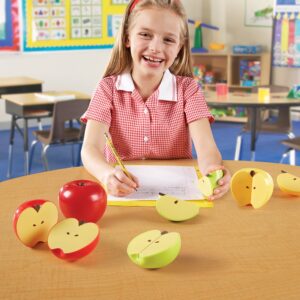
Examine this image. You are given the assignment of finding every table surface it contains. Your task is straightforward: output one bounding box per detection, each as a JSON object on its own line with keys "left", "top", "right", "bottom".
{"left": 205, "top": 91, "right": 300, "bottom": 107}
{"left": 2, "top": 91, "right": 90, "bottom": 106}
{"left": 1, "top": 160, "right": 300, "bottom": 300}
{"left": 0, "top": 76, "right": 43, "bottom": 88}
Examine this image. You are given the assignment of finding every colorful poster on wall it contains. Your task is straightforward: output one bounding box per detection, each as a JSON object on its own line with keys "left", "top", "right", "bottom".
{"left": 272, "top": 1, "right": 300, "bottom": 67}
{"left": 0, "top": 0, "right": 20, "bottom": 51}
{"left": 22, "top": 0, "right": 128, "bottom": 52}
{"left": 245, "top": 0, "right": 273, "bottom": 27}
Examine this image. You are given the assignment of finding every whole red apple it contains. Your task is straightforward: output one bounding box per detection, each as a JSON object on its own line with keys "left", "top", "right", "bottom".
{"left": 13, "top": 199, "right": 58, "bottom": 247}
{"left": 59, "top": 180, "right": 107, "bottom": 223}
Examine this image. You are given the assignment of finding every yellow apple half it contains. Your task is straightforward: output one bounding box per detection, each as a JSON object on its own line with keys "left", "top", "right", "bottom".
{"left": 231, "top": 168, "right": 274, "bottom": 209}
{"left": 156, "top": 193, "right": 199, "bottom": 221}
{"left": 48, "top": 218, "right": 100, "bottom": 261}
{"left": 127, "top": 229, "right": 181, "bottom": 269}
{"left": 277, "top": 171, "right": 300, "bottom": 196}
{"left": 14, "top": 200, "right": 58, "bottom": 247}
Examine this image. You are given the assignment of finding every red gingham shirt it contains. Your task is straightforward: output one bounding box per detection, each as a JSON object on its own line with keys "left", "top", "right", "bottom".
{"left": 82, "top": 70, "right": 213, "bottom": 163}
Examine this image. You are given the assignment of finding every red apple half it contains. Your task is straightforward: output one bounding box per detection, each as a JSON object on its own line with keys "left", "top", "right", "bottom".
{"left": 13, "top": 199, "right": 58, "bottom": 247}
{"left": 59, "top": 180, "right": 107, "bottom": 223}
{"left": 48, "top": 218, "right": 100, "bottom": 261}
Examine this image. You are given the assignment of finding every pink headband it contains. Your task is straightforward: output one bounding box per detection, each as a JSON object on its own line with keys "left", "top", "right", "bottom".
{"left": 130, "top": 0, "right": 140, "bottom": 13}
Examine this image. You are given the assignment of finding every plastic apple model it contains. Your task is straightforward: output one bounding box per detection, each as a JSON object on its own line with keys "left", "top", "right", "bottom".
{"left": 13, "top": 199, "right": 58, "bottom": 248}
{"left": 198, "top": 170, "right": 224, "bottom": 197}
{"left": 59, "top": 180, "right": 107, "bottom": 223}
{"left": 156, "top": 193, "right": 199, "bottom": 221}
{"left": 231, "top": 168, "right": 274, "bottom": 209}
{"left": 277, "top": 171, "right": 300, "bottom": 196}
{"left": 127, "top": 229, "right": 181, "bottom": 269}
{"left": 48, "top": 218, "right": 100, "bottom": 261}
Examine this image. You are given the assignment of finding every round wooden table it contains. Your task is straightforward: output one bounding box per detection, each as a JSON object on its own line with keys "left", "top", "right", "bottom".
{"left": 1, "top": 160, "right": 300, "bottom": 300}
{"left": 205, "top": 91, "right": 300, "bottom": 161}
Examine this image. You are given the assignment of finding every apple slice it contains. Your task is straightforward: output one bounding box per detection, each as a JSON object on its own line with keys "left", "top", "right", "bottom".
{"left": 127, "top": 229, "right": 181, "bottom": 269}
{"left": 48, "top": 218, "right": 100, "bottom": 261}
{"left": 231, "top": 168, "right": 274, "bottom": 209}
{"left": 13, "top": 199, "right": 58, "bottom": 248}
{"left": 277, "top": 171, "right": 300, "bottom": 196}
{"left": 156, "top": 193, "right": 199, "bottom": 221}
{"left": 198, "top": 170, "right": 224, "bottom": 197}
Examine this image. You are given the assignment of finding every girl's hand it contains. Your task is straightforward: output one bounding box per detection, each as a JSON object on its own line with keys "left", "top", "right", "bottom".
{"left": 103, "top": 166, "right": 139, "bottom": 197}
{"left": 204, "top": 165, "right": 231, "bottom": 200}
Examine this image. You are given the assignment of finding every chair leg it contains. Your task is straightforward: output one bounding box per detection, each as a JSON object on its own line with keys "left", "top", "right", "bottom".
{"left": 7, "top": 144, "right": 13, "bottom": 178}
{"left": 77, "top": 143, "right": 83, "bottom": 166}
{"left": 234, "top": 135, "right": 242, "bottom": 161}
{"left": 37, "top": 118, "right": 43, "bottom": 131}
{"left": 289, "top": 149, "right": 296, "bottom": 166}
{"left": 29, "top": 140, "right": 39, "bottom": 173}
{"left": 41, "top": 145, "right": 50, "bottom": 171}
{"left": 280, "top": 150, "right": 289, "bottom": 164}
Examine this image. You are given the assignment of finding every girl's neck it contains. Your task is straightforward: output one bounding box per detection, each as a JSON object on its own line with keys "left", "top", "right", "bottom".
{"left": 131, "top": 71, "right": 163, "bottom": 100}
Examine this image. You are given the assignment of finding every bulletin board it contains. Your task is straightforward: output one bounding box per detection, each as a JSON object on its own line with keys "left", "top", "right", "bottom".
{"left": 272, "top": 0, "right": 300, "bottom": 67}
{"left": 0, "top": 0, "right": 20, "bottom": 51}
{"left": 22, "top": 0, "right": 129, "bottom": 52}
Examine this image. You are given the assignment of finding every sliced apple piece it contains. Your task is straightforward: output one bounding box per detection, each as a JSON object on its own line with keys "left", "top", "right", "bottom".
{"left": 198, "top": 170, "right": 223, "bottom": 197}
{"left": 127, "top": 229, "right": 181, "bottom": 269}
{"left": 277, "top": 171, "right": 300, "bottom": 196}
{"left": 231, "top": 168, "right": 274, "bottom": 209}
{"left": 156, "top": 193, "right": 199, "bottom": 221}
{"left": 48, "top": 218, "right": 100, "bottom": 261}
{"left": 13, "top": 199, "right": 58, "bottom": 248}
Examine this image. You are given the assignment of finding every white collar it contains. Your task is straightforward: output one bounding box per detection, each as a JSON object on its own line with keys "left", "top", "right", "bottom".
{"left": 115, "top": 69, "right": 177, "bottom": 102}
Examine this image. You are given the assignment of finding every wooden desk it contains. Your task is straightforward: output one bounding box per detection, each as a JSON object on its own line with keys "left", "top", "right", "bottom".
{"left": 205, "top": 91, "right": 300, "bottom": 161}
{"left": 1, "top": 160, "right": 300, "bottom": 300}
{"left": 0, "top": 77, "right": 43, "bottom": 95}
{"left": 2, "top": 91, "right": 90, "bottom": 177}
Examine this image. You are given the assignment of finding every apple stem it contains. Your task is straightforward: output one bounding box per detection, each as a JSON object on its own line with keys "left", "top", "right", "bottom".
{"left": 77, "top": 182, "right": 85, "bottom": 186}
{"left": 79, "top": 220, "right": 86, "bottom": 225}
{"left": 33, "top": 205, "right": 40, "bottom": 212}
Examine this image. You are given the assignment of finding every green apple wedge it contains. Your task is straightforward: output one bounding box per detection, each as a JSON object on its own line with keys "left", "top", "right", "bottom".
{"left": 127, "top": 229, "right": 181, "bottom": 269}
{"left": 156, "top": 193, "right": 199, "bottom": 222}
{"left": 198, "top": 170, "right": 224, "bottom": 197}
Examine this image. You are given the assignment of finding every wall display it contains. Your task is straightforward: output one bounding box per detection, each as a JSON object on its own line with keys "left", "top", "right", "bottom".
{"left": 22, "top": 0, "right": 128, "bottom": 52}
{"left": 245, "top": 0, "right": 273, "bottom": 27}
{"left": 0, "top": 0, "right": 20, "bottom": 51}
{"left": 272, "top": 0, "right": 300, "bottom": 67}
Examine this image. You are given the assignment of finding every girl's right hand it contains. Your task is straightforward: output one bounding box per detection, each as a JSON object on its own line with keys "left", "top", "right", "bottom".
{"left": 103, "top": 166, "right": 139, "bottom": 197}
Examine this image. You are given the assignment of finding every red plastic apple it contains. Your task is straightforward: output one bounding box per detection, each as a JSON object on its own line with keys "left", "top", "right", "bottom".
{"left": 59, "top": 180, "right": 107, "bottom": 223}
{"left": 47, "top": 218, "right": 100, "bottom": 261}
{"left": 13, "top": 199, "right": 58, "bottom": 247}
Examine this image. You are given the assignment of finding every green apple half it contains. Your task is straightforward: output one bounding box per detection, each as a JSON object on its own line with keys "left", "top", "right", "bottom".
{"left": 48, "top": 218, "right": 100, "bottom": 261}
{"left": 156, "top": 193, "right": 199, "bottom": 221}
{"left": 198, "top": 170, "right": 224, "bottom": 197}
{"left": 277, "top": 171, "right": 300, "bottom": 196}
{"left": 127, "top": 229, "right": 181, "bottom": 269}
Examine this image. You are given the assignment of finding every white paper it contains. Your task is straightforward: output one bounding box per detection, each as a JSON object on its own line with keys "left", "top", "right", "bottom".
{"left": 108, "top": 165, "right": 204, "bottom": 201}
{"left": 34, "top": 93, "right": 75, "bottom": 101}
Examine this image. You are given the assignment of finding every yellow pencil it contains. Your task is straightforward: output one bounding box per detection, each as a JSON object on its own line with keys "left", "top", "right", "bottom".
{"left": 104, "top": 132, "right": 135, "bottom": 183}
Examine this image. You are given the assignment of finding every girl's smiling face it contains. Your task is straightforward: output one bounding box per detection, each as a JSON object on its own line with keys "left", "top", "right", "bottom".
{"left": 126, "top": 8, "right": 182, "bottom": 81}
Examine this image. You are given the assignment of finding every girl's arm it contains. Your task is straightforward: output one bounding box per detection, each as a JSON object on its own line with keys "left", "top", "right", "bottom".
{"left": 81, "top": 119, "right": 138, "bottom": 197}
{"left": 188, "top": 118, "right": 231, "bottom": 200}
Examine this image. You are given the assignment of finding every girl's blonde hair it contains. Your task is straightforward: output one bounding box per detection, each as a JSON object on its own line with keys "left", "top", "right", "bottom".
{"left": 103, "top": 0, "right": 193, "bottom": 78}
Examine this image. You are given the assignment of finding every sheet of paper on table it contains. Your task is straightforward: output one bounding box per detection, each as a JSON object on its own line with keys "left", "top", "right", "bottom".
{"left": 108, "top": 165, "right": 204, "bottom": 201}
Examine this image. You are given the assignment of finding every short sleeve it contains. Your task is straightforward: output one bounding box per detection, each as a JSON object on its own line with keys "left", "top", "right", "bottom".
{"left": 183, "top": 78, "right": 214, "bottom": 124}
{"left": 81, "top": 77, "right": 114, "bottom": 125}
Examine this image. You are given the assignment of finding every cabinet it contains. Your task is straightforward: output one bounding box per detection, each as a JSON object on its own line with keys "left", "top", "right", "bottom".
{"left": 191, "top": 52, "right": 271, "bottom": 122}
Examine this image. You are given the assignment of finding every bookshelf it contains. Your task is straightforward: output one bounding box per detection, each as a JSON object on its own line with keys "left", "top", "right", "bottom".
{"left": 191, "top": 52, "right": 271, "bottom": 122}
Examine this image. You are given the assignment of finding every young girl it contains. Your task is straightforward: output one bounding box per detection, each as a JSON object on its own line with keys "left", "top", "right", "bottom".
{"left": 81, "top": 0, "right": 230, "bottom": 199}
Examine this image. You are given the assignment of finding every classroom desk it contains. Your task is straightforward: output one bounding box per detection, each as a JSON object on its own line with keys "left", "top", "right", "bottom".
{"left": 1, "top": 159, "right": 299, "bottom": 300}
{"left": 205, "top": 91, "right": 300, "bottom": 161}
{"left": 2, "top": 91, "right": 90, "bottom": 177}
{"left": 0, "top": 76, "right": 43, "bottom": 95}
